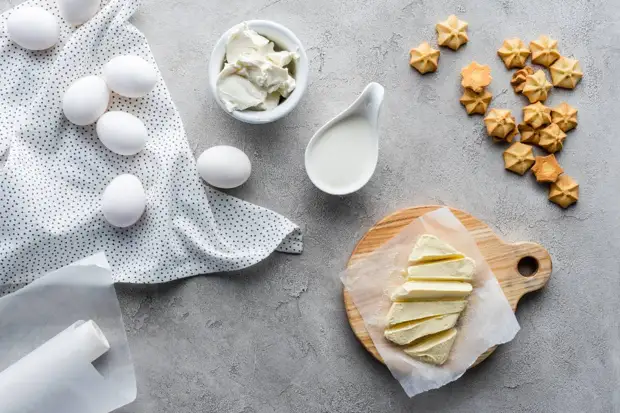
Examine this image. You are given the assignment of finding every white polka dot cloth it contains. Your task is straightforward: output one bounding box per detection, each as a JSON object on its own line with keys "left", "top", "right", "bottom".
{"left": 0, "top": 0, "right": 302, "bottom": 293}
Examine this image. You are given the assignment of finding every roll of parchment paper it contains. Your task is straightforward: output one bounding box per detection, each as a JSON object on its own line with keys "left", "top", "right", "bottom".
{"left": 0, "top": 320, "right": 111, "bottom": 413}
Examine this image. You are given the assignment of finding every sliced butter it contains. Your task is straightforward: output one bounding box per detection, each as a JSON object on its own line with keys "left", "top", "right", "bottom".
{"left": 408, "top": 234, "right": 464, "bottom": 264}
{"left": 404, "top": 327, "right": 457, "bottom": 365}
{"left": 386, "top": 300, "right": 467, "bottom": 326}
{"left": 390, "top": 280, "right": 473, "bottom": 301}
{"left": 384, "top": 313, "right": 459, "bottom": 346}
{"left": 406, "top": 257, "right": 476, "bottom": 282}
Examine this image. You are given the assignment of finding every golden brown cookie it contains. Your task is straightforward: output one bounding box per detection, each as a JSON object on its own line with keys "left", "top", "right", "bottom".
{"left": 436, "top": 15, "right": 468, "bottom": 51}
{"left": 531, "top": 154, "right": 563, "bottom": 182}
{"left": 503, "top": 142, "right": 535, "bottom": 175}
{"left": 522, "top": 70, "right": 552, "bottom": 103}
{"left": 549, "top": 174, "right": 579, "bottom": 208}
{"left": 409, "top": 42, "right": 440, "bottom": 74}
{"left": 538, "top": 123, "right": 567, "bottom": 153}
{"left": 459, "top": 88, "right": 492, "bottom": 115}
{"left": 549, "top": 57, "right": 583, "bottom": 89}
{"left": 523, "top": 102, "right": 552, "bottom": 129}
{"left": 461, "top": 61, "right": 492, "bottom": 93}
{"left": 510, "top": 66, "right": 534, "bottom": 93}
{"left": 518, "top": 122, "right": 541, "bottom": 145}
{"left": 497, "top": 38, "right": 530, "bottom": 69}
{"left": 496, "top": 127, "right": 518, "bottom": 143}
{"left": 530, "top": 35, "right": 560, "bottom": 67}
{"left": 551, "top": 102, "right": 578, "bottom": 132}
{"left": 484, "top": 109, "right": 516, "bottom": 141}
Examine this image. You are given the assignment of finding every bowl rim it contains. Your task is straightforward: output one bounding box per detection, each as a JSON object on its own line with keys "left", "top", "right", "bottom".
{"left": 208, "top": 20, "right": 308, "bottom": 124}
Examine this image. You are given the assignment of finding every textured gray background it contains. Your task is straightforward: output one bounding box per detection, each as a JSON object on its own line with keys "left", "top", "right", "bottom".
{"left": 7, "top": 0, "right": 620, "bottom": 411}
{"left": 124, "top": 0, "right": 619, "bottom": 412}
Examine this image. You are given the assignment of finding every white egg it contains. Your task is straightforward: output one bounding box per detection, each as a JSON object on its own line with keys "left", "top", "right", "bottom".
{"left": 101, "top": 174, "right": 146, "bottom": 228}
{"left": 57, "top": 0, "right": 100, "bottom": 26}
{"left": 102, "top": 55, "right": 157, "bottom": 98}
{"left": 96, "top": 111, "right": 147, "bottom": 156}
{"left": 7, "top": 7, "right": 59, "bottom": 50}
{"left": 63, "top": 76, "right": 110, "bottom": 125}
{"left": 197, "top": 146, "right": 251, "bottom": 189}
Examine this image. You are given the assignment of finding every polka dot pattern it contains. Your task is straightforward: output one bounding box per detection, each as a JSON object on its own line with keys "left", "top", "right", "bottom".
{"left": 0, "top": 0, "right": 303, "bottom": 291}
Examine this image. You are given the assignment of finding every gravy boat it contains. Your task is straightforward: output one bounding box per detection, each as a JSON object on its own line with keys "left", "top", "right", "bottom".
{"left": 304, "top": 82, "right": 385, "bottom": 195}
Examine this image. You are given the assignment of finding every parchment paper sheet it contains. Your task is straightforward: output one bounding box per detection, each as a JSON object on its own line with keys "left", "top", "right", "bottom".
{"left": 0, "top": 253, "right": 136, "bottom": 412}
{"left": 341, "top": 208, "right": 520, "bottom": 397}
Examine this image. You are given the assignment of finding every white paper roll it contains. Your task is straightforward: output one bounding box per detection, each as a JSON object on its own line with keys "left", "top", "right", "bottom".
{"left": 70, "top": 320, "right": 111, "bottom": 362}
{"left": 0, "top": 320, "right": 111, "bottom": 412}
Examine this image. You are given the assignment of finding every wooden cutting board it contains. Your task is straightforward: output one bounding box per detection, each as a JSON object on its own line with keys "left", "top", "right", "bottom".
{"left": 344, "top": 206, "right": 552, "bottom": 367}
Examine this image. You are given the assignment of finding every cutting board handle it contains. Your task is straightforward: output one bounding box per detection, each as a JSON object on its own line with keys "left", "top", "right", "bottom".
{"left": 499, "top": 241, "right": 552, "bottom": 311}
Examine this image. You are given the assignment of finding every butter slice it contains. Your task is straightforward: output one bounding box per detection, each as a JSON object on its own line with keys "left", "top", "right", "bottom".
{"left": 408, "top": 234, "right": 464, "bottom": 264}
{"left": 390, "top": 281, "right": 473, "bottom": 301}
{"left": 404, "top": 328, "right": 457, "bottom": 365}
{"left": 384, "top": 313, "right": 459, "bottom": 346}
{"left": 386, "top": 300, "right": 467, "bottom": 326}
{"left": 406, "top": 257, "right": 476, "bottom": 282}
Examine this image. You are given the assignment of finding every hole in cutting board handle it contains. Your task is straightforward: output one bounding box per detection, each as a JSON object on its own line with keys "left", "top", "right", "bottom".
{"left": 518, "top": 256, "right": 539, "bottom": 277}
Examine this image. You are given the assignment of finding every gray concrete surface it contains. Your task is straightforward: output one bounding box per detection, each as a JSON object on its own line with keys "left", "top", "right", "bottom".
{"left": 21, "top": 0, "right": 620, "bottom": 411}
{"left": 114, "top": 0, "right": 620, "bottom": 410}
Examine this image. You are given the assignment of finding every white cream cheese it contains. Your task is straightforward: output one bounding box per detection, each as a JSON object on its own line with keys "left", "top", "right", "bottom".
{"left": 409, "top": 234, "right": 464, "bottom": 264}
{"left": 386, "top": 300, "right": 467, "bottom": 326}
{"left": 384, "top": 313, "right": 460, "bottom": 346}
{"left": 404, "top": 328, "right": 458, "bottom": 365}
{"left": 217, "top": 23, "right": 298, "bottom": 112}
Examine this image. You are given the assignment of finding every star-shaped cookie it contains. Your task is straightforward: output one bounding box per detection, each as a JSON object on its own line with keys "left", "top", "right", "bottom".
{"left": 549, "top": 175, "right": 579, "bottom": 208}
{"left": 530, "top": 35, "right": 560, "bottom": 67}
{"left": 497, "top": 38, "right": 530, "bottom": 69}
{"left": 461, "top": 61, "right": 492, "bottom": 93}
{"left": 538, "top": 123, "right": 567, "bottom": 153}
{"left": 522, "top": 70, "right": 553, "bottom": 103}
{"left": 523, "top": 102, "right": 551, "bottom": 129}
{"left": 436, "top": 15, "right": 468, "bottom": 51}
{"left": 503, "top": 142, "right": 535, "bottom": 175}
{"left": 549, "top": 57, "right": 583, "bottom": 89}
{"left": 459, "top": 88, "right": 492, "bottom": 115}
{"left": 409, "top": 42, "right": 440, "bottom": 74}
{"left": 484, "top": 109, "right": 516, "bottom": 141}
{"left": 531, "top": 154, "right": 563, "bottom": 182}
{"left": 551, "top": 102, "right": 578, "bottom": 132}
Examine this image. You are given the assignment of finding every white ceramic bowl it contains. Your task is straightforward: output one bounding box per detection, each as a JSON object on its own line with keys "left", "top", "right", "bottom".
{"left": 208, "top": 20, "right": 309, "bottom": 124}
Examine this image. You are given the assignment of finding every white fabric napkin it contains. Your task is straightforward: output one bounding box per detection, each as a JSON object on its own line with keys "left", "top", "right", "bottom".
{"left": 0, "top": 0, "right": 302, "bottom": 294}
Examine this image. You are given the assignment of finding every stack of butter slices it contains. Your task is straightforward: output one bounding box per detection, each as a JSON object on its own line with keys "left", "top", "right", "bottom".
{"left": 384, "top": 234, "right": 476, "bottom": 365}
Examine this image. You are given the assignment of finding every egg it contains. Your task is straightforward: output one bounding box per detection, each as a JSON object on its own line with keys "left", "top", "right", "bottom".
{"left": 102, "top": 55, "right": 157, "bottom": 98}
{"left": 197, "top": 146, "right": 251, "bottom": 189}
{"left": 96, "top": 111, "right": 147, "bottom": 156}
{"left": 63, "top": 76, "right": 110, "bottom": 125}
{"left": 7, "top": 7, "right": 59, "bottom": 50}
{"left": 101, "top": 174, "right": 146, "bottom": 228}
{"left": 57, "top": 0, "right": 100, "bottom": 26}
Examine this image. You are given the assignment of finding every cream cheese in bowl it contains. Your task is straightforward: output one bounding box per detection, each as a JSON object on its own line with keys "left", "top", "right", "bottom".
{"left": 217, "top": 23, "right": 298, "bottom": 112}
{"left": 208, "top": 20, "right": 308, "bottom": 124}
